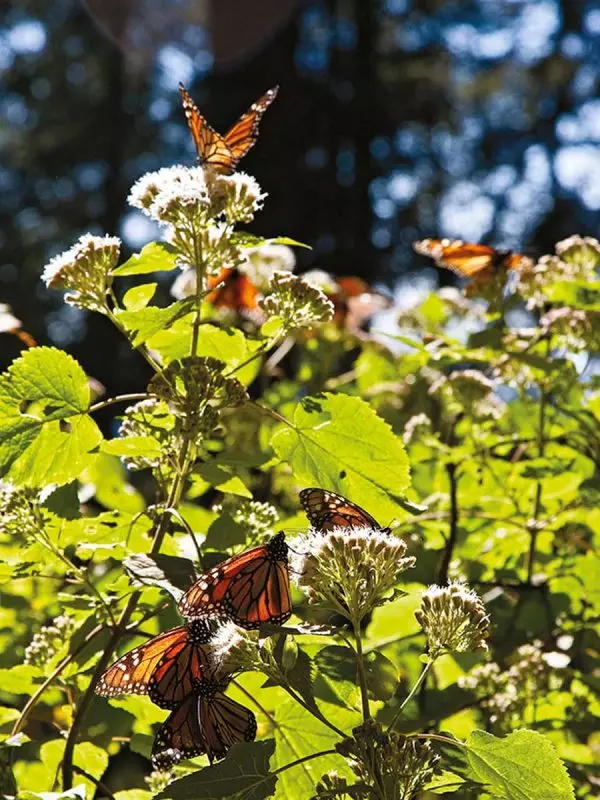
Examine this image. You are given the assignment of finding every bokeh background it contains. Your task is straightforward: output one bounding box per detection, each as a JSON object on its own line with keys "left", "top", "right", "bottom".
{"left": 1, "top": 0, "right": 600, "bottom": 391}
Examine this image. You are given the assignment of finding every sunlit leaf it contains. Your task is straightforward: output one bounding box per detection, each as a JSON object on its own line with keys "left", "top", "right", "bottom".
{"left": 112, "top": 242, "right": 178, "bottom": 276}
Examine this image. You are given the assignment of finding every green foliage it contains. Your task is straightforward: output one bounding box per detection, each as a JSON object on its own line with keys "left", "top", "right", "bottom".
{"left": 1, "top": 154, "right": 594, "bottom": 800}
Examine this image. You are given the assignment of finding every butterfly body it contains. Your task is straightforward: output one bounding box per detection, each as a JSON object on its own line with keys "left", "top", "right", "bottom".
{"left": 178, "top": 532, "right": 292, "bottom": 629}
{"left": 300, "top": 488, "right": 386, "bottom": 532}
{"left": 179, "top": 83, "right": 279, "bottom": 174}
{"left": 414, "top": 239, "right": 529, "bottom": 279}
{"left": 95, "top": 619, "right": 214, "bottom": 710}
{"left": 151, "top": 677, "right": 256, "bottom": 767}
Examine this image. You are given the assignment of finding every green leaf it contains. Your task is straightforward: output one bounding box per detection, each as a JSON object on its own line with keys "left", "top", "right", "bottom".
{"left": 0, "top": 347, "right": 101, "bottom": 486}
{"left": 230, "top": 233, "right": 311, "bottom": 250}
{"left": 122, "top": 283, "right": 157, "bottom": 311}
{"left": 81, "top": 453, "right": 145, "bottom": 513}
{"left": 123, "top": 553, "right": 196, "bottom": 601}
{"left": 271, "top": 393, "right": 411, "bottom": 522}
{"left": 315, "top": 646, "right": 398, "bottom": 702}
{"left": 101, "top": 436, "right": 163, "bottom": 460}
{"left": 20, "top": 788, "right": 87, "bottom": 800}
{"left": 112, "top": 242, "right": 178, "bottom": 276}
{"left": 267, "top": 236, "right": 312, "bottom": 249}
{"left": 518, "top": 457, "right": 575, "bottom": 479}
{"left": 465, "top": 729, "right": 575, "bottom": 800}
{"left": 157, "top": 740, "right": 276, "bottom": 799}
{"left": 115, "top": 301, "right": 193, "bottom": 347}
{"left": 192, "top": 461, "right": 252, "bottom": 498}
{"left": 545, "top": 280, "right": 600, "bottom": 309}
{"left": 148, "top": 322, "right": 248, "bottom": 367}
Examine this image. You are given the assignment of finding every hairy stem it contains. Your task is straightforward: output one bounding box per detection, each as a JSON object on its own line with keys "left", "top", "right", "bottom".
{"left": 190, "top": 224, "right": 204, "bottom": 357}
{"left": 89, "top": 392, "right": 152, "bottom": 413}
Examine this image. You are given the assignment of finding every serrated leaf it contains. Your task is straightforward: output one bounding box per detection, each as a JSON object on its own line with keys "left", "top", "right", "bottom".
{"left": 115, "top": 301, "right": 194, "bottom": 347}
{"left": 148, "top": 322, "right": 248, "bottom": 367}
{"left": 0, "top": 347, "right": 102, "bottom": 486}
{"left": 465, "top": 729, "right": 575, "bottom": 800}
{"left": 112, "top": 242, "right": 178, "bottom": 276}
{"left": 271, "top": 393, "right": 411, "bottom": 522}
{"left": 192, "top": 461, "right": 252, "bottom": 498}
{"left": 157, "top": 740, "right": 277, "bottom": 800}
{"left": 123, "top": 283, "right": 157, "bottom": 311}
{"left": 123, "top": 553, "right": 196, "bottom": 600}
{"left": 101, "top": 436, "right": 163, "bottom": 460}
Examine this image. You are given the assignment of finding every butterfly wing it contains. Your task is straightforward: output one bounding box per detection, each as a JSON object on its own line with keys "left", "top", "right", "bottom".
{"left": 152, "top": 694, "right": 205, "bottom": 768}
{"left": 223, "top": 86, "right": 279, "bottom": 168}
{"left": 300, "top": 488, "right": 382, "bottom": 532}
{"left": 179, "top": 535, "right": 291, "bottom": 629}
{"left": 179, "top": 83, "right": 235, "bottom": 174}
{"left": 208, "top": 268, "right": 260, "bottom": 311}
{"left": 200, "top": 691, "right": 257, "bottom": 761}
{"left": 148, "top": 620, "right": 214, "bottom": 709}
{"left": 96, "top": 627, "right": 189, "bottom": 699}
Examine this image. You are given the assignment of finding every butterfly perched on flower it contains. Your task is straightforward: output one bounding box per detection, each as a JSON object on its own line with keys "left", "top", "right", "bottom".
{"left": 95, "top": 620, "right": 214, "bottom": 709}
{"left": 179, "top": 83, "right": 279, "bottom": 175}
{"left": 152, "top": 677, "right": 256, "bottom": 767}
{"left": 413, "top": 239, "right": 531, "bottom": 281}
{"left": 300, "top": 488, "right": 387, "bottom": 532}
{"left": 178, "top": 532, "right": 292, "bottom": 629}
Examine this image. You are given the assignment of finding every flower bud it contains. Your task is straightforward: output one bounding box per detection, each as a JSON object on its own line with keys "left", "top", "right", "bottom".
{"left": 415, "top": 582, "right": 490, "bottom": 657}
{"left": 260, "top": 272, "right": 334, "bottom": 332}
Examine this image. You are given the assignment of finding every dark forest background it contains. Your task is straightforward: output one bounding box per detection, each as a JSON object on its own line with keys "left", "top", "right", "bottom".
{"left": 1, "top": 0, "right": 599, "bottom": 395}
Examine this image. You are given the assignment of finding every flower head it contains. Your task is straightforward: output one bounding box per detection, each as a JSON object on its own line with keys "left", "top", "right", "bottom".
{"left": 338, "top": 721, "right": 441, "bottom": 799}
{"left": 292, "top": 526, "right": 415, "bottom": 624}
{"left": 213, "top": 172, "right": 266, "bottom": 224}
{"left": 259, "top": 272, "right": 334, "bottom": 332}
{"left": 24, "top": 615, "right": 76, "bottom": 667}
{"left": 42, "top": 234, "right": 120, "bottom": 312}
{"left": 128, "top": 166, "right": 214, "bottom": 225}
{"left": 212, "top": 497, "right": 279, "bottom": 546}
{"left": 555, "top": 234, "right": 600, "bottom": 271}
{"left": 415, "top": 582, "right": 490, "bottom": 657}
{"left": 210, "top": 621, "right": 262, "bottom": 676}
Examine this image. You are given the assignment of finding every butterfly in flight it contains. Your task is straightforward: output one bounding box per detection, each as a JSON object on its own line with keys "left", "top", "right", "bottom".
{"left": 179, "top": 83, "right": 279, "bottom": 175}
{"left": 95, "top": 619, "right": 214, "bottom": 710}
{"left": 300, "top": 488, "right": 388, "bottom": 533}
{"left": 206, "top": 267, "right": 260, "bottom": 313}
{"left": 152, "top": 677, "right": 256, "bottom": 767}
{"left": 413, "top": 239, "right": 531, "bottom": 281}
{"left": 178, "top": 532, "right": 292, "bottom": 629}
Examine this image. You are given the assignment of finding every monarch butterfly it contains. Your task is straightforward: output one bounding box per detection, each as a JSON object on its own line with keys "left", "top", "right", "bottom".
{"left": 152, "top": 677, "right": 256, "bottom": 767}
{"left": 207, "top": 267, "right": 260, "bottom": 312}
{"left": 300, "top": 488, "right": 387, "bottom": 532}
{"left": 95, "top": 620, "right": 214, "bottom": 710}
{"left": 179, "top": 83, "right": 279, "bottom": 175}
{"left": 413, "top": 239, "right": 530, "bottom": 279}
{"left": 178, "top": 533, "right": 292, "bottom": 629}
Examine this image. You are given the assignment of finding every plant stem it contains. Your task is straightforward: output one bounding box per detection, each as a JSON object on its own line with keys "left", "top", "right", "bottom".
{"left": 410, "top": 731, "right": 466, "bottom": 749}
{"left": 438, "top": 461, "right": 458, "bottom": 584}
{"left": 73, "top": 766, "right": 117, "bottom": 800}
{"left": 190, "top": 225, "right": 204, "bottom": 357}
{"left": 526, "top": 374, "right": 548, "bottom": 584}
{"left": 353, "top": 622, "right": 371, "bottom": 721}
{"left": 61, "top": 441, "right": 191, "bottom": 789}
{"left": 388, "top": 658, "right": 434, "bottom": 731}
{"left": 271, "top": 748, "right": 338, "bottom": 776}
{"left": 89, "top": 393, "right": 152, "bottom": 413}
{"left": 11, "top": 624, "right": 104, "bottom": 737}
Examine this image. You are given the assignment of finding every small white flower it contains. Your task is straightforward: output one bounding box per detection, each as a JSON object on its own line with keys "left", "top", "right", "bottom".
{"left": 211, "top": 621, "right": 261, "bottom": 676}
{"left": 415, "top": 582, "right": 490, "bottom": 656}
{"left": 242, "top": 243, "right": 296, "bottom": 289}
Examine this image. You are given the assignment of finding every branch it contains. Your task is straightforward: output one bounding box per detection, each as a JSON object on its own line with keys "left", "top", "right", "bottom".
{"left": 438, "top": 461, "right": 459, "bottom": 584}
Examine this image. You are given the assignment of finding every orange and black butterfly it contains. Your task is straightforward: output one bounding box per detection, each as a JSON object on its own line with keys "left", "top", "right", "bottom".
{"left": 300, "top": 488, "right": 387, "bottom": 532}
{"left": 206, "top": 267, "right": 260, "bottom": 313}
{"left": 178, "top": 533, "right": 292, "bottom": 629}
{"left": 95, "top": 620, "right": 214, "bottom": 710}
{"left": 179, "top": 83, "right": 279, "bottom": 175}
{"left": 413, "top": 239, "right": 531, "bottom": 280}
{"left": 152, "top": 677, "right": 256, "bottom": 767}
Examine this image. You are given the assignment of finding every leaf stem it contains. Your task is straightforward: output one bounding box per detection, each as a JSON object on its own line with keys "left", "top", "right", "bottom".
{"left": 190, "top": 226, "right": 203, "bottom": 358}
{"left": 526, "top": 351, "right": 548, "bottom": 584}
{"left": 271, "top": 748, "right": 338, "bottom": 776}
{"left": 388, "top": 658, "right": 434, "bottom": 731}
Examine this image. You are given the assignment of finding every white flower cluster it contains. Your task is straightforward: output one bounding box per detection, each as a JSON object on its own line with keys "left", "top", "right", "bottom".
{"left": 415, "top": 582, "right": 490, "bottom": 657}
{"left": 42, "top": 234, "right": 120, "bottom": 312}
